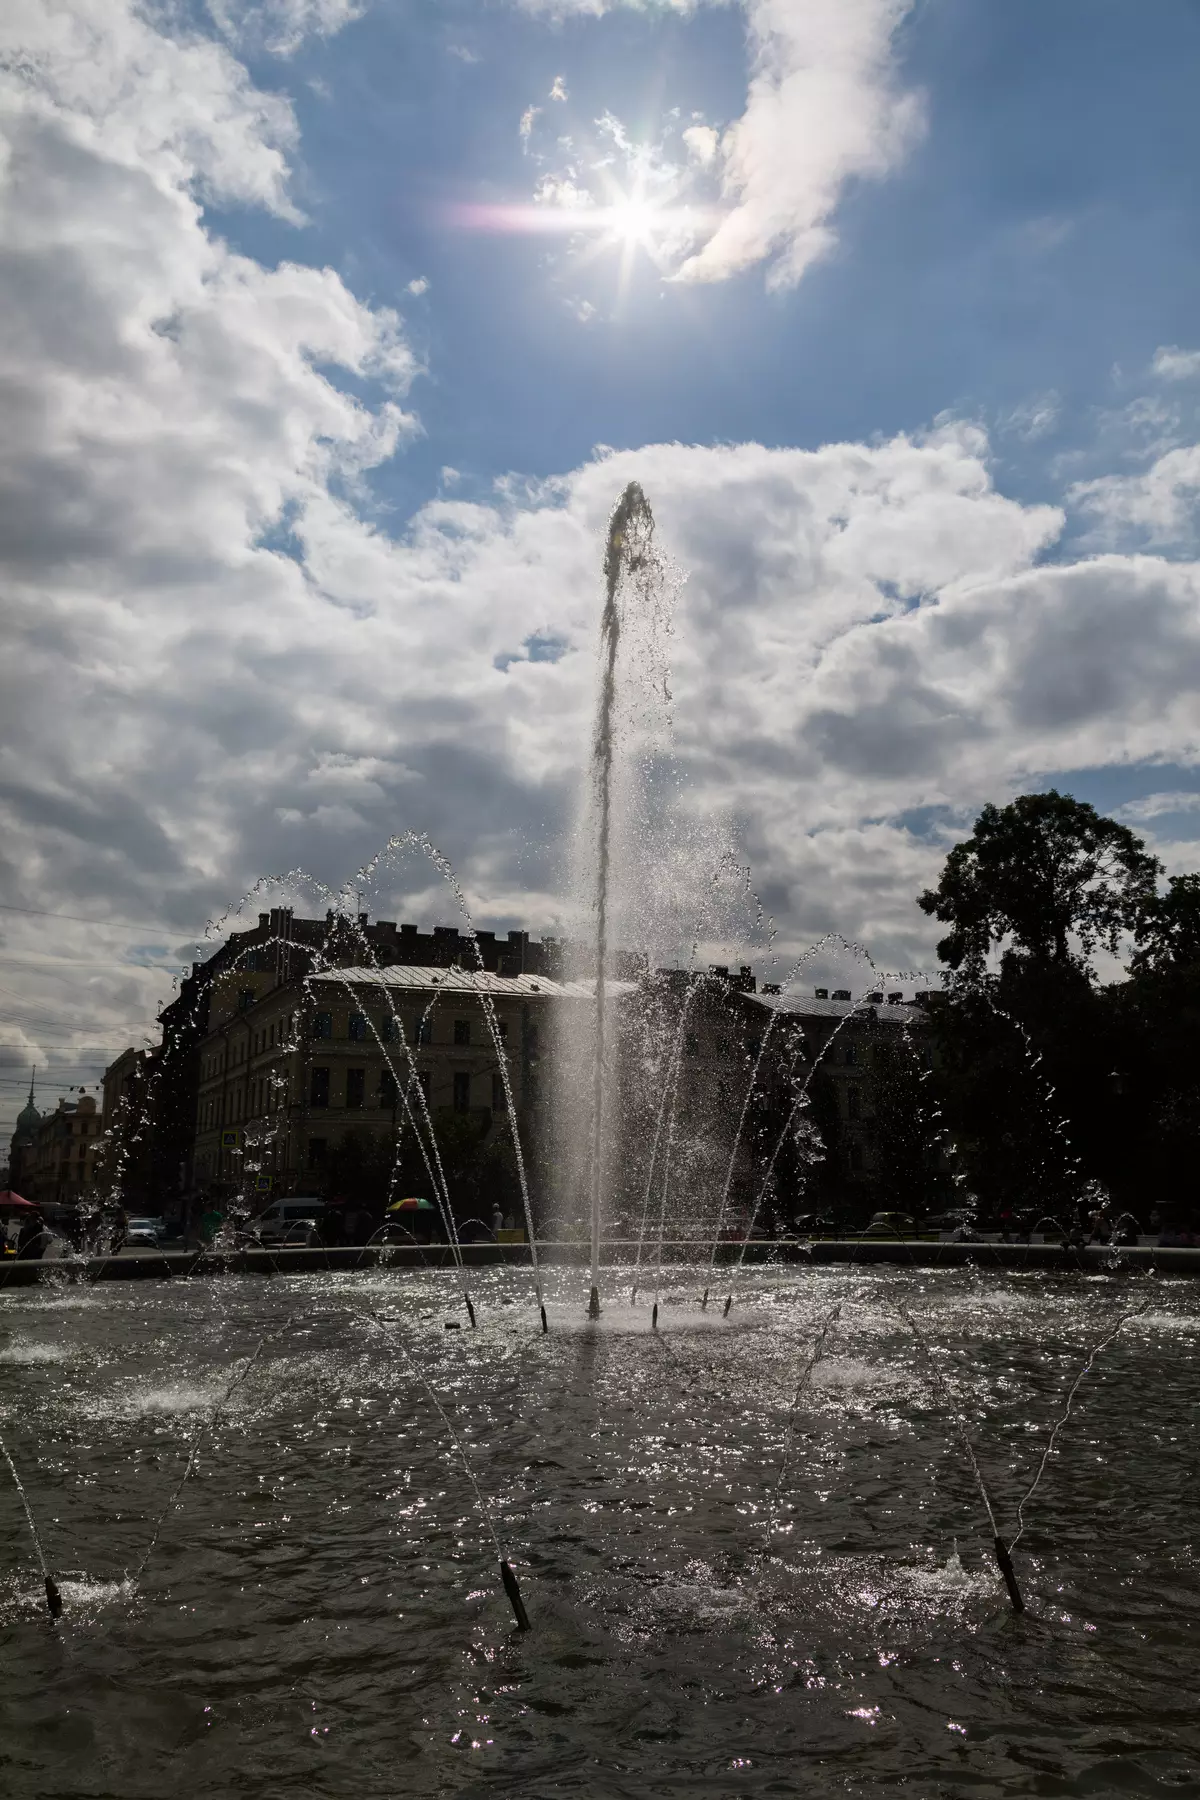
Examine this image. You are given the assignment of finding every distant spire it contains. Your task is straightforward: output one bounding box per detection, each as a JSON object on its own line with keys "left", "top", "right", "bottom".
{"left": 28, "top": 1066, "right": 35, "bottom": 1104}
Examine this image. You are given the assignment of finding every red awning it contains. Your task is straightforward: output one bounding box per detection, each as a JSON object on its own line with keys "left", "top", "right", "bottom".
{"left": 0, "top": 1191, "right": 38, "bottom": 1211}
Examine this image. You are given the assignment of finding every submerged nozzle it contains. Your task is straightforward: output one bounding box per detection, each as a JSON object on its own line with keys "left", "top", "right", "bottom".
{"left": 465, "top": 1294, "right": 477, "bottom": 1330}
{"left": 540, "top": 1303, "right": 548, "bottom": 1335}
{"left": 723, "top": 1295, "right": 733, "bottom": 1318}
{"left": 701, "top": 1287, "right": 709, "bottom": 1311}
{"left": 651, "top": 1302, "right": 659, "bottom": 1331}
{"left": 587, "top": 1286, "right": 601, "bottom": 1320}
{"left": 992, "top": 1536, "right": 1025, "bottom": 1613}
{"left": 500, "top": 1559, "right": 531, "bottom": 1631}
{"left": 44, "top": 1576, "right": 63, "bottom": 1620}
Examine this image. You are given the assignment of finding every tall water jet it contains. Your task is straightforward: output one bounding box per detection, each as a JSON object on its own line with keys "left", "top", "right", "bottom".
{"left": 587, "top": 482, "right": 657, "bottom": 1317}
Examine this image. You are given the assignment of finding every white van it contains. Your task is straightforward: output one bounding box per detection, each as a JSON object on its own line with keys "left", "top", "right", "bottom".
{"left": 254, "top": 1197, "right": 325, "bottom": 1246}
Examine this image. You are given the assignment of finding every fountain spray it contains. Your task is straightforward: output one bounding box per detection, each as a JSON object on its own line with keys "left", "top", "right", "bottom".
{"left": 0, "top": 1428, "right": 62, "bottom": 1619}
{"left": 587, "top": 482, "right": 655, "bottom": 1319}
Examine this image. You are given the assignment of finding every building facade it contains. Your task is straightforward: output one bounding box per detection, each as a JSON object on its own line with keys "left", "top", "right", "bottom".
{"left": 191, "top": 964, "right": 587, "bottom": 1205}
{"left": 27, "top": 1094, "right": 102, "bottom": 1216}
{"left": 110, "top": 908, "right": 566, "bottom": 1219}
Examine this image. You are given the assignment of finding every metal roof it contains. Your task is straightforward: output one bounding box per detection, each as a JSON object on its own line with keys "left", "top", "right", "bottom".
{"left": 311, "top": 965, "right": 924, "bottom": 1021}
{"left": 749, "top": 992, "right": 926, "bottom": 1026}
{"left": 310, "top": 965, "right": 634, "bottom": 1001}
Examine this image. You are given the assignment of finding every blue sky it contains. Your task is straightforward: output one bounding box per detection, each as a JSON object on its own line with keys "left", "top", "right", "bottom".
{"left": 207, "top": 0, "right": 1200, "bottom": 520}
{"left": 3, "top": 0, "right": 1200, "bottom": 1129}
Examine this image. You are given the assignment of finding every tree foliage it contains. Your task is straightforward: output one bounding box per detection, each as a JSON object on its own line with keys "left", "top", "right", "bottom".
{"left": 918, "top": 793, "right": 1199, "bottom": 1231}
{"left": 918, "top": 790, "right": 1160, "bottom": 979}
{"left": 1130, "top": 872, "right": 1200, "bottom": 974}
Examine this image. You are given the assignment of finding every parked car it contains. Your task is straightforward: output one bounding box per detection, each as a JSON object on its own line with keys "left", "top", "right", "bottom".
{"left": 279, "top": 1219, "right": 322, "bottom": 1247}
{"left": 792, "top": 1213, "right": 837, "bottom": 1237}
{"left": 124, "top": 1217, "right": 166, "bottom": 1248}
{"left": 254, "top": 1198, "right": 326, "bottom": 1246}
{"left": 862, "top": 1211, "right": 919, "bottom": 1237}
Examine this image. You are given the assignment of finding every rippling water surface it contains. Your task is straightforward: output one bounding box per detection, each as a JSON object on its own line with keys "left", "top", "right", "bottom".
{"left": 0, "top": 1264, "right": 1197, "bottom": 1797}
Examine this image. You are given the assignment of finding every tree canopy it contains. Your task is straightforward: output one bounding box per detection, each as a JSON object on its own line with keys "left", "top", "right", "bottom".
{"left": 1129, "top": 872, "right": 1200, "bottom": 974}
{"left": 917, "top": 790, "right": 1160, "bottom": 979}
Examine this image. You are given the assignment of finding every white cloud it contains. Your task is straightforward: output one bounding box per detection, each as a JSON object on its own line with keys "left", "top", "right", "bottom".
{"left": 517, "top": 0, "right": 922, "bottom": 290}
{"left": 6, "top": 0, "right": 1200, "bottom": 1137}
{"left": 208, "top": 0, "right": 363, "bottom": 58}
{"left": 550, "top": 74, "right": 569, "bottom": 101}
{"left": 677, "top": 0, "right": 922, "bottom": 288}
{"left": 520, "top": 104, "right": 540, "bottom": 146}
{"left": 682, "top": 123, "right": 719, "bottom": 166}
{"left": 1003, "top": 391, "right": 1060, "bottom": 443}
{"left": 407, "top": 275, "right": 430, "bottom": 295}
{"left": 1112, "top": 792, "right": 1200, "bottom": 824}
{"left": 1152, "top": 345, "right": 1200, "bottom": 383}
{"left": 1070, "top": 444, "right": 1200, "bottom": 550}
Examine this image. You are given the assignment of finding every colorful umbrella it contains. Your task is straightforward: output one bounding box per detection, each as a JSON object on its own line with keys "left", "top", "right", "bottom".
{"left": 386, "top": 1196, "right": 435, "bottom": 1214}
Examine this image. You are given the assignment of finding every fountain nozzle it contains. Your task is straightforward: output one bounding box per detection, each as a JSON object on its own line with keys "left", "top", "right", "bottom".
{"left": 540, "top": 1304, "right": 549, "bottom": 1334}
{"left": 992, "top": 1535, "right": 1025, "bottom": 1613}
{"left": 500, "top": 1559, "right": 531, "bottom": 1632}
{"left": 44, "top": 1576, "right": 63, "bottom": 1620}
{"left": 587, "top": 1286, "right": 601, "bottom": 1320}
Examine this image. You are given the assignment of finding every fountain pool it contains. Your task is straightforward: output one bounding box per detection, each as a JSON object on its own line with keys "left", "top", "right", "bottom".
{"left": 1, "top": 1262, "right": 1197, "bottom": 1797}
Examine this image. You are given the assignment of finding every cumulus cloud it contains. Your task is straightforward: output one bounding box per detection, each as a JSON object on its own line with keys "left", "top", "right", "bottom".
{"left": 676, "top": 0, "right": 922, "bottom": 288}
{"left": 1070, "top": 444, "right": 1200, "bottom": 551}
{"left": 1152, "top": 345, "right": 1200, "bottom": 383}
{"left": 682, "top": 123, "right": 719, "bottom": 166}
{"left": 5, "top": 0, "right": 1200, "bottom": 1136}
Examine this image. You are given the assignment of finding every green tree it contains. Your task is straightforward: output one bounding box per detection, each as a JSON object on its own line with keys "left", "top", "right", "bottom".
{"left": 1130, "top": 872, "right": 1200, "bottom": 974}
{"left": 918, "top": 790, "right": 1161, "bottom": 980}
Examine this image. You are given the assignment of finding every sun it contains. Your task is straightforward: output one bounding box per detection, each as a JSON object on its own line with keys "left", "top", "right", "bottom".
{"left": 605, "top": 196, "right": 659, "bottom": 247}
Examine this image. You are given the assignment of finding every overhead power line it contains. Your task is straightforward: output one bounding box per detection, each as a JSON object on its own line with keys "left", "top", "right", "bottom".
{"left": 0, "top": 901, "right": 207, "bottom": 935}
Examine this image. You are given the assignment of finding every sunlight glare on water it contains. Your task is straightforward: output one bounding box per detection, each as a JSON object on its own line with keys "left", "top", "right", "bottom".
{"left": 0, "top": 1263, "right": 1197, "bottom": 1798}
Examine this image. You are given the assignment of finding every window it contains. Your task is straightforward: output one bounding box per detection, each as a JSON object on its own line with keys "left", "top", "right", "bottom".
{"left": 492, "top": 1072, "right": 507, "bottom": 1112}
{"left": 379, "top": 1068, "right": 398, "bottom": 1108}
{"left": 310, "top": 1066, "right": 330, "bottom": 1108}
{"left": 382, "top": 1014, "right": 399, "bottom": 1042}
{"left": 849, "top": 1142, "right": 863, "bottom": 1172}
{"left": 307, "top": 1137, "right": 327, "bottom": 1169}
{"left": 847, "top": 1084, "right": 861, "bottom": 1119}
{"left": 346, "top": 1068, "right": 365, "bottom": 1109}
{"left": 270, "top": 1022, "right": 275, "bottom": 1047}
{"left": 417, "top": 1070, "right": 431, "bottom": 1103}
{"left": 844, "top": 1042, "right": 858, "bottom": 1067}
{"left": 453, "top": 1071, "right": 471, "bottom": 1113}
{"left": 348, "top": 1012, "right": 368, "bottom": 1042}
{"left": 238, "top": 988, "right": 254, "bottom": 1012}
{"left": 313, "top": 1011, "right": 332, "bottom": 1040}
{"left": 454, "top": 1018, "right": 471, "bottom": 1046}
{"left": 497, "top": 1019, "right": 509, "bottom": 1041}
{"left": 417, "top": 1014, "right": 433, "bottom": 1046}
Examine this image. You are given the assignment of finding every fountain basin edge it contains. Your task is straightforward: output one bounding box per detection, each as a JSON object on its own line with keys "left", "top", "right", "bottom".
{"left": 1, "top": 1239, "right": 1196, "bottom": 1283}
